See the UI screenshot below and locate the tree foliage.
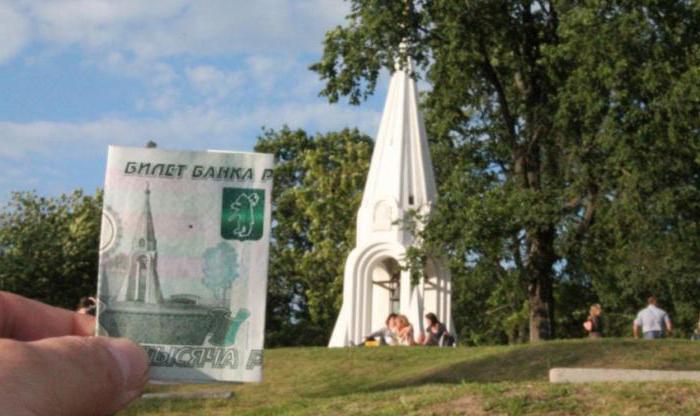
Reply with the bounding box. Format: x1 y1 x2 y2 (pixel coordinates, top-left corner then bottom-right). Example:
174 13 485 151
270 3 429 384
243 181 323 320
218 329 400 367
255 127 373 346
0 190 102 309
2 2 699 347
312 0 700 342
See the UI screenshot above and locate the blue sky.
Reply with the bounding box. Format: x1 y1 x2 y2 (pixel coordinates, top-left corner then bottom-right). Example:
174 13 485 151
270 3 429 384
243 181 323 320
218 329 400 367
0 0 388 202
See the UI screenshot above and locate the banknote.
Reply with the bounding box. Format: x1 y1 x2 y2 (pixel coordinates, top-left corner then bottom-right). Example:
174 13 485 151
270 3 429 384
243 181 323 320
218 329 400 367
96 145 273 383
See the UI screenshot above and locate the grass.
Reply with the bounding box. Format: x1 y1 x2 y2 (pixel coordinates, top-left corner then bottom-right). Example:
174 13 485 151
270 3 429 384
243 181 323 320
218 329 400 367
121 339 700 415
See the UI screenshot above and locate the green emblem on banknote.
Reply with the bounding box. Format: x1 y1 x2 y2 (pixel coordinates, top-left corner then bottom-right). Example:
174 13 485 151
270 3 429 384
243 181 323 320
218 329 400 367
221 188 265 240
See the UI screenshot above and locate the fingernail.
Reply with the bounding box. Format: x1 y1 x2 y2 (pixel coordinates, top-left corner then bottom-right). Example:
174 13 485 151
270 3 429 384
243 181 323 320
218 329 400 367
106 338 149 390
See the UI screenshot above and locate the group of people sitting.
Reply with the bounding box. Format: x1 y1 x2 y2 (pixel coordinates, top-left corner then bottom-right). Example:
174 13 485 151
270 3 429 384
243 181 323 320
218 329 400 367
364 312 455 347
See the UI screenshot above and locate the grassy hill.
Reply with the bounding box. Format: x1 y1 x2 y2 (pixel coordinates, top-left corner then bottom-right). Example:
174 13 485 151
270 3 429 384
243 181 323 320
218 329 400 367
123 339 700 415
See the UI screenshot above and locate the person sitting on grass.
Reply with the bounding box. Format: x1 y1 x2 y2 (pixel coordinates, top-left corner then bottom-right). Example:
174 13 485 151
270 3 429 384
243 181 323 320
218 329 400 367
395 314 416 346
419 312 448 346
365 313 398 346
633 296 672 340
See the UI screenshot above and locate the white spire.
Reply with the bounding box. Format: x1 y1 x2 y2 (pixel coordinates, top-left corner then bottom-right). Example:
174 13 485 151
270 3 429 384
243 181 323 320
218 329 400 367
329 60 453 348
117 184 164 304
356 61 437 246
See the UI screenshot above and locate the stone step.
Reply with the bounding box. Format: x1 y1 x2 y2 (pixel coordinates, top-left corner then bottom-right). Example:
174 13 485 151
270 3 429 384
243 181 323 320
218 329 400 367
141 391 234 400
550 368 700 383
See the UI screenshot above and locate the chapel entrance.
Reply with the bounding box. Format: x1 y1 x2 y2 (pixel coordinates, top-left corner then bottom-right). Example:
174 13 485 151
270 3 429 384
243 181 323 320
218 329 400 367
371 258 401 330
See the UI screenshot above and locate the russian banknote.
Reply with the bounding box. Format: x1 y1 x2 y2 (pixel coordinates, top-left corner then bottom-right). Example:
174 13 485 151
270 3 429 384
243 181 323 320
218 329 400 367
96 145 273 383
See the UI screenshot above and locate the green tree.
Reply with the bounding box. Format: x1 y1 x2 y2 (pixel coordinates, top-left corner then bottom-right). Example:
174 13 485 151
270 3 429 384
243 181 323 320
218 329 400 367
312 0 700 342
255 127 373 346
0 190 102 309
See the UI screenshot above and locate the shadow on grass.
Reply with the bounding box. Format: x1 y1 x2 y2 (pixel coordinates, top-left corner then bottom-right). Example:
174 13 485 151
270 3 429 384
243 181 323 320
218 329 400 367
369 339 700 393
131 339 700 415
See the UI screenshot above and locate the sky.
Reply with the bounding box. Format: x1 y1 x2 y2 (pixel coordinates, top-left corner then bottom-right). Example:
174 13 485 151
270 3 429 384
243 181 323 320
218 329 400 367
0 0 388 203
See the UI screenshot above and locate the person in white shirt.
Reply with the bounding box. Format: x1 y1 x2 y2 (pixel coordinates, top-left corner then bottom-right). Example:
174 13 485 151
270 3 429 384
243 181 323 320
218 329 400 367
633 296 672 339
365 313 398 345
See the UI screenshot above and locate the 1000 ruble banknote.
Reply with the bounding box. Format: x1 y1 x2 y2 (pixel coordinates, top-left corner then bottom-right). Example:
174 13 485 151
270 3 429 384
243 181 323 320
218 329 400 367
96 146 273 383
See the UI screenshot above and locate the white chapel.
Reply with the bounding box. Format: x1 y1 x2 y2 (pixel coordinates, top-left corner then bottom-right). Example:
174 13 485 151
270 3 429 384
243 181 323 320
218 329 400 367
329 60 453 347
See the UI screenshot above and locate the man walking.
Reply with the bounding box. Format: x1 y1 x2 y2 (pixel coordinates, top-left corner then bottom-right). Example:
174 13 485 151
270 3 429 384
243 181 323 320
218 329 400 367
633 296 672 339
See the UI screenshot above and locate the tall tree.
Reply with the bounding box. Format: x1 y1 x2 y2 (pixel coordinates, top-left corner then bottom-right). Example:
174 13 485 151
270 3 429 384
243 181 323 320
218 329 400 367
0 190 102 309
312 0 700 341
255 127 373 346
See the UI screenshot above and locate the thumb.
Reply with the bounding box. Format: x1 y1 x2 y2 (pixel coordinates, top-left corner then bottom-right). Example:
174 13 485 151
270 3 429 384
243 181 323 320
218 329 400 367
0 336 149 416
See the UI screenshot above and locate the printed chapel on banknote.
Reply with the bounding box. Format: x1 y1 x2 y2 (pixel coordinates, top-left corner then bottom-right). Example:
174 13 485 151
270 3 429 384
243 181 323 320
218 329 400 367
96 146 273 383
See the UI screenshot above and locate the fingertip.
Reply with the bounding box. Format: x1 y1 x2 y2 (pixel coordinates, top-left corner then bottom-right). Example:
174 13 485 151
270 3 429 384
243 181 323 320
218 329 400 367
105 338 150 391
73 313 97 336
7 336 150 416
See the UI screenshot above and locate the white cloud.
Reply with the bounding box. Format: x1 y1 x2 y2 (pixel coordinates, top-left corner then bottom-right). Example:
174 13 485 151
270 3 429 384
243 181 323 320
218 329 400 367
0 3 30 63
0 103 380 159
4 1 356 116
245 55 285 93
0 0 386 200
101 51 178 86
19 0 348 59
0 109 241 159
261 102 382 135
27 0 186 51
186 65 244 101
136 88 181 113
0 101 379 201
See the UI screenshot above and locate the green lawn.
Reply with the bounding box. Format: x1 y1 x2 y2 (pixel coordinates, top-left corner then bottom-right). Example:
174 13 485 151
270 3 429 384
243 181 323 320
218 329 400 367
122 339 700 415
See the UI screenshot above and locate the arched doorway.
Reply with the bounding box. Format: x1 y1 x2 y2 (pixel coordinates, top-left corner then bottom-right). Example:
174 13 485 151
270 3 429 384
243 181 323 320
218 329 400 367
370 258 401 330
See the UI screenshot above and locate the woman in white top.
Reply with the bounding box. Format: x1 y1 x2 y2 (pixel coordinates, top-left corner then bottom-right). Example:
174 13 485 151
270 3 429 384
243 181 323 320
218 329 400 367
395 314 415 346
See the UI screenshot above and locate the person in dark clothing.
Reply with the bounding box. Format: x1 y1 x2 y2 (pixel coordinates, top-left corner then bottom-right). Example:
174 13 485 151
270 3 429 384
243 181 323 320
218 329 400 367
583 304 603 338
420 312 451 346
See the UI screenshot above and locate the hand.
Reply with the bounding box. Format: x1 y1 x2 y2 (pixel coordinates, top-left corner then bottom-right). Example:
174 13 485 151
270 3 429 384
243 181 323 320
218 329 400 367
0 291 149 416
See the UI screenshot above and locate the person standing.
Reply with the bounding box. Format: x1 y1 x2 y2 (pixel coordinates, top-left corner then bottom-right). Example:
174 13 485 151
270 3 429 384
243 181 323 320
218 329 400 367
691 313 700 341
583 304 604 338
633 296 672 339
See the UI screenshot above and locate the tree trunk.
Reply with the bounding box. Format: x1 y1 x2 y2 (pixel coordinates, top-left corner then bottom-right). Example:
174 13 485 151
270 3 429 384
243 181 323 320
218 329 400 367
528 274 554 342
527 227 557 342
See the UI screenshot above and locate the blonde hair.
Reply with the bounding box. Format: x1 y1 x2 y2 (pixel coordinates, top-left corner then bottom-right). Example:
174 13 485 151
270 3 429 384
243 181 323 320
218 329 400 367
395 314 410 329
589 304 601 317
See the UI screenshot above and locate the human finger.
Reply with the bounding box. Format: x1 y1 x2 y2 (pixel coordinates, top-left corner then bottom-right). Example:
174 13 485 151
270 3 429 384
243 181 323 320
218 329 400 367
0 335 149 416
0 291 95 340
